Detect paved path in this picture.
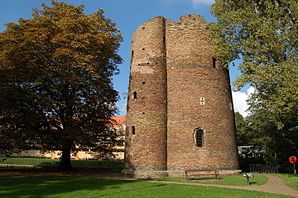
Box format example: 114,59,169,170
150,175,298,197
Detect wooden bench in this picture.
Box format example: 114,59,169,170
184,170,219,180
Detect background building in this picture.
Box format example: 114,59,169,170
10,116,126,160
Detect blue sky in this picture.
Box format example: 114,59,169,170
0,0,250,116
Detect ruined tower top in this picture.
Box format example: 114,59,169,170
165,14,215,68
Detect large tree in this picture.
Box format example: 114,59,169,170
209,0,298,163
235,110,297,164
0,1,122,169
235,112,251,146
210,0,298,124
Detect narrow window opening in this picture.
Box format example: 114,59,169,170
162,36,165,43
195,128,204,147
131,50,134,64
142,27,145,30
200,97,205,105
133,91,137,99
131,126,136,135
212,57,216,68
142,81,145,84
142,47,145,51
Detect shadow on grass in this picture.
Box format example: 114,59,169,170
0,174,289,198
38,161,60,168
0,175,151,198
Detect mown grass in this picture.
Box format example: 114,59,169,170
0,157,123,170
278,174,298,190
155,173,267,186
0,176,289,198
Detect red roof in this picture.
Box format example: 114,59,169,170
111,116,126,129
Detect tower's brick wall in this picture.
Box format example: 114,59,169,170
124,15,239,173
124,17,167,170
165,15,238,170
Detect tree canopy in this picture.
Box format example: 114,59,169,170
0,1,122,168
210,0,298,122
210,0,298,164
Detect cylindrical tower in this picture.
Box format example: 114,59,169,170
124,16,167,173
165,15,239,171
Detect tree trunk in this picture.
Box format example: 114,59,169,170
59,145,72,170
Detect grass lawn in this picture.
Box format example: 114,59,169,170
0,157,123,170
155,173,267,186
278,174,298,190
0,176,289,198
0,158,58,167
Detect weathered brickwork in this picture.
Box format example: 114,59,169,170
124,15,239,175
124,16,167,170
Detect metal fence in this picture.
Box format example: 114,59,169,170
249,164,279,173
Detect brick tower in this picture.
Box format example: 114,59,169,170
124,15,239,177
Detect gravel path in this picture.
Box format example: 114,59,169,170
150,174,298,197
243,174,298,197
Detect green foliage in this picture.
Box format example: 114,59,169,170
210,0,298,124
210,0,298,164
0,176,289,198
235,110,297,164
0,1,122,169
245,109,297,164
235,112,252,146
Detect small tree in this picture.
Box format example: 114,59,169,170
0,1,122,169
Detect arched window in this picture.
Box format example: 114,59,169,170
131,126,136,135
195,128,204,147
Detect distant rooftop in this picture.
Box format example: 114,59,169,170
111,116,126,129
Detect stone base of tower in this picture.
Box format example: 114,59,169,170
167,169,241,177
122,169,241,178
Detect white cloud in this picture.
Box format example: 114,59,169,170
247,86,255,96
232,87,255,117
192,0,215,5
